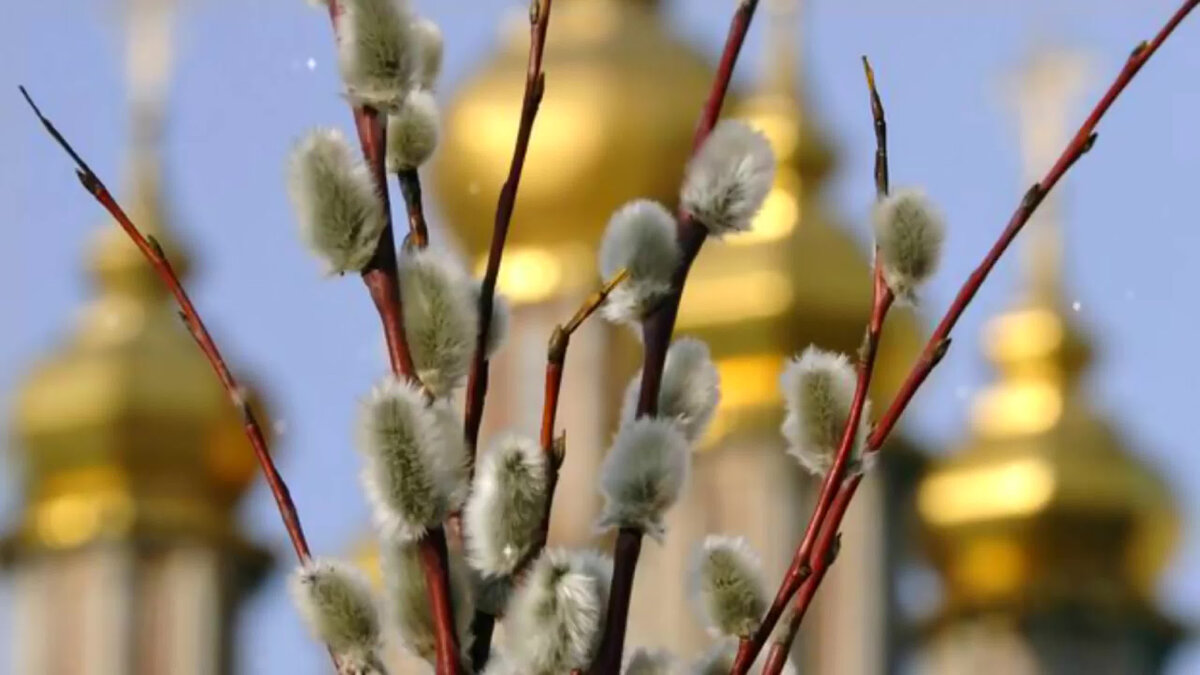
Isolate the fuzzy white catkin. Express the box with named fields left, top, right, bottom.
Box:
left=464, top=433, right=549, bottom=577
left=356, top=377, right=465, bottom=542
left=681, top=120, right=776, bottom=236
left=397, top=248, right=478, bottom=397
left=596, top=417, right=691, bottom=541
left=625, top=648, right=678, bottom=675
left=872, top=188, right=946, bottom=303
left=779, top=346, right=871, bottom=477
left=382, top=541, right=474, bottom=666
left=598, top=200, right=682, bottom=324
left=505, top=549, right=613, bottom=674
left=287, top=128, right=385, bottom=275
left=337, top=0, right=418, bottom=109
left=621, top=337, right=720, bottom=444
left=466, top=281, right=510, bottom=358
left=386, top=90, right=440, bottom=172
left=288, top=559, right=385, bottom=673
left=691, top=535, right=767, bottom=638
left=412, top=17, right=444, bottom=90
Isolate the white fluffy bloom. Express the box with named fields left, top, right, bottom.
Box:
left=621, top=337, right=720, bottom=444
left=288, top=559, right=385, bottom=674
left=596, top=418, right=691, bottom=541
left=872, top=188, right=946, bottom=303
left=398, top=248, right=478, bottom=397
left=681, top=120, right=775, bottom=236
left=412, top=16, right=443, bottom=90
left=464, top=434, right=549, bottom=577
left=287, top=128, right=385, bottom=275
left=690, top=536, right=767, bottom=638
left=625, top=648, right=678, bottom=675
left=779, top=347, right=871, bottom=477
left=386, top=89, right=440, bottom=171
left=505, top=549, right=613, bottom=674
left=336, top=0, right=418, bottom=109
left=381, top=541, right=474, bottom=667
left=598, top=200, right=681, bottom=324
left=356, top=377, right=466, bottom=542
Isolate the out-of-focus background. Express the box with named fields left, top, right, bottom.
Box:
left=1, top=0, right=1198, bottom=673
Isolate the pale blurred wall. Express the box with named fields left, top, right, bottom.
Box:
left=0, top=1, right=1197, bottom=673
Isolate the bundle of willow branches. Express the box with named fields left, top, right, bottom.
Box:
left=21, top=0, right=1198, bottom=673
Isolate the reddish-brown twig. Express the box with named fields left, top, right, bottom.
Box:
left=463, top=0, right=556, bottom=470
left=868, top=0, right=1198, bottom=452
left=735, top=2, right=1199, bottom=669
left=320, top=5, right=460, bottom=672
left=20, top=85, right=314, bottom=568
left=732, top=56, right=894, bottom=674
left=467, top=270, right=628, bottom=671
left=588, top=3, right=762, bottom=673
left=397, top=169, right=431, bottom=250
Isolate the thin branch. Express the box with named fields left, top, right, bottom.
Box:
left=319, top=5, right=460, bottom=672
left=19, top=87, right=335, bottom=662
left=468, top=270, right=627, bottom=671
left=863, top=56, right=889, bottom=199
left=867, top=0, right=1198, bottom=452
left=463, top=0, right=556, bottom=471
left=397, top=169, right=430, bottom=249
left=732, top=56, right=895, bottom=673
left=589, top=3, right=762, bottom=672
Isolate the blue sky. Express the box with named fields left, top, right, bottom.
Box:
left=2, top=1, right=1198, bottom=673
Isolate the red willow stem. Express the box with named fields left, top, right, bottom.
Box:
left=867, top=0, right=1199, bottom=453
left=397, top=169, right=430, bottom=249
left=737, top=2, right=1199, bottom=669
left=589, top=3, right=762, bottom=673
left=463, top=0, right=555, bottom=470
left=20, top=86, right=314, bottom=568
left=732, top=55, right=894, bottom=674
left=322, top=4, right=460, bottom=672
left=760, top=483, right=852, bottom=675
left=468, top=270, right=628, bottom=671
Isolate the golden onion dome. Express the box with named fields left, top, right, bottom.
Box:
left=433, top=0, right=714, bottom=304
left=5, top=156, right=269, bottom=555
left=918, top=288, right=1179, bottom=621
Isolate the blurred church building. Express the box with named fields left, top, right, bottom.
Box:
left=1, top=0, right=1183, bottom=673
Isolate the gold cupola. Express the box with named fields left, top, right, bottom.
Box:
left=3, top=22, right=268, bottom=558
left=434, top=0, right=715, bottom=305
left=917, top=51, right=1180, bottom=647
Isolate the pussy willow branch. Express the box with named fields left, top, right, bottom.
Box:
left=21, top=86, right=314, bottom=567
left=468, top=270, right=628, bottom=671
left=463, top=0, right=556, bottom=471
left=732, top=56, right=894, bottom=674
left=589, top=2, right=762, bottom=672
left=738, top=2, right=1199, bottom=669
left=868, top=0, right=1198, bottom=451
left=15, top=87, right=359, bottom=670
left=320, top=4, right=459, bottom=673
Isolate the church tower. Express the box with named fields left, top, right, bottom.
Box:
left=1, top=1, right=270, bottom=673
left=435, top=0, right=932, bottom=670
left=917, top=49, right=1182, bottom=674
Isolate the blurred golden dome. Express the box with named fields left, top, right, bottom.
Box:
left=433, top=0, right=714, bottom=302
left=5, top=155, right=269, bottom=555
